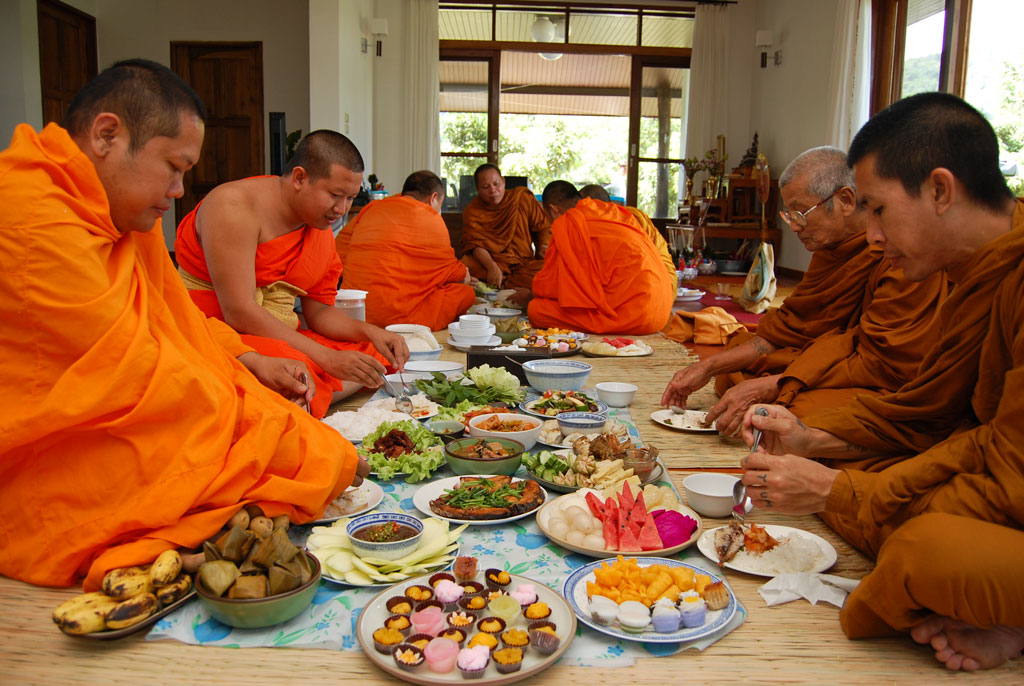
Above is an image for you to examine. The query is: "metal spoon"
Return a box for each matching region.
[379,371,414,416]
[732,407,769,521]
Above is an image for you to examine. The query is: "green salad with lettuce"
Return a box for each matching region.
[415,365,524,407]
[358,419,445,483]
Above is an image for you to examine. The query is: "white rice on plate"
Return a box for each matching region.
[730,534,828,575]
[322,407,411,442]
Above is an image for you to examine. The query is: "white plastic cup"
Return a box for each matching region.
[335,288,368,321]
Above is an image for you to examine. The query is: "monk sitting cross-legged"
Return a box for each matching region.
[336,170,475,330]
[737,93,1024,671]
[661,146,947,437]
[526,181,676,334]
[460,164,550,294]
[176,131,409,418]
[0,59,366,591]
[578,183,678,293]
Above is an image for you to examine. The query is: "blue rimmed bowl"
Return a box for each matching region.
[556,411,607,436]
[346,513,424,561]
[522,360,593,392]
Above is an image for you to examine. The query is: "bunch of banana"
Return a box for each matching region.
[52,549,193,636]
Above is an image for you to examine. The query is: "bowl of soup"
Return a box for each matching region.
[522,360,593,392]
[444,436,526,476]
[345,512,424,561]
[467,412,542,451]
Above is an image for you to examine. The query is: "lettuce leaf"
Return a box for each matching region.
[359,420,445,483]
[435,399,480,422]
[465,365,524,404]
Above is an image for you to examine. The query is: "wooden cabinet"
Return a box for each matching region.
[681,174,782,252]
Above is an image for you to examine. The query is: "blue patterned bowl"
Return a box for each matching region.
[346,513,424,561]
[522,360,592,392]
[556,412,607,436]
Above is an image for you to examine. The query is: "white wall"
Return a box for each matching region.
[309,0,377,176]
[0,0,47,140]
[370,0,411,192]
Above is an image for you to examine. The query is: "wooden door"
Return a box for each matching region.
[171,42,264,220]
[37,0,97,125]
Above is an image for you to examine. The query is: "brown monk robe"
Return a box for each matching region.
[460,166,550,290]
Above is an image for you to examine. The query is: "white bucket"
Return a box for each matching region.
[335,288,368,321]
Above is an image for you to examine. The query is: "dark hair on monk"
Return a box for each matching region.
[848,92,1013,212]
[284,130,364,181]
[473,163,502,186]
[542,180,580,209]
[62,58,206,154]
[579,184,611,202]
[779,146,854,214]
[402,170,444,199]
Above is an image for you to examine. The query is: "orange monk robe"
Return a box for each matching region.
[0,124,355,589]
[623,205,678,295]
[714,232,887,395]
[176,204,391,418]
[527,198,675,334]
[460,186,550,289]
[336,195,475,330]
[801,203,1024,638]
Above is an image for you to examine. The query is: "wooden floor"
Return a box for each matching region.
[1,332,1018,684]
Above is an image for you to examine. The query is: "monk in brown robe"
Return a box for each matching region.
[739,93,1024,671]
[578,183,677,293]
[661,147,947,435]
[460,164,550,291]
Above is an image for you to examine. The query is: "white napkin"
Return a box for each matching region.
[757,573,861,608]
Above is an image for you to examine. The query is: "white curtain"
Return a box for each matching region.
[826,0,872,150]
[402,0,441,172]
[684,4,730,162]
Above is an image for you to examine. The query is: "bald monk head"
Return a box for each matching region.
[473,163,505,206]
[579,184,611,203]
[282,130,365,229]
[63,58,206,234]
[541,180,581,220]
[848,91,1016,281]
[778,146,861,253]
[401,170,445,213]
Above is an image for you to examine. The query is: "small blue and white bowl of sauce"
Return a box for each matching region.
[522,360,592,392]
[556,411,607,436]
[346,513,424,561]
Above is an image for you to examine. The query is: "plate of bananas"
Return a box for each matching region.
[52,549,196,640]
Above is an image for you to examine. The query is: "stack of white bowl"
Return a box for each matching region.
[448,314,495,346]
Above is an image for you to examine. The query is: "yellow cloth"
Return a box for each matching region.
[663,307,748,345]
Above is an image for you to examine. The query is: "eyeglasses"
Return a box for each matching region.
[779,187,843,227]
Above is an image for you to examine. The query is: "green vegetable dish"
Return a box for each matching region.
[522,450,571,482]
[358,420,445,483]
[440,480,526,509]
[414,365,524,407]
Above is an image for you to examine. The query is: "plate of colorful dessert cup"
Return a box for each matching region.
[356,569,576,685]
[562,557,737,643]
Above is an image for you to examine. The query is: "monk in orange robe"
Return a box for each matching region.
[662,147,947,435]
[738,94,1024,671]
[176,130,409,418]
[0,59,364,590]
[460,164,550,292]
[526,181,675,334]
[579,183,677,292]
[336,170,475,330]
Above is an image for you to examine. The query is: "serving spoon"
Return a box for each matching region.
[732,407,769,521]
[379,371,414,415]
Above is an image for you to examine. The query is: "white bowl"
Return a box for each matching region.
[457,314,491,332]
[404,360,465,379]
[484,307,522,322]
[449,323,496,344]
[408,348,443,361]
[595,382,638,407]
[386,323,432,336]
[682,473,740,518]
[467,412,542,451]
[382,372,435,396]
[386,323,443,360]
[522,360,592,392]
[556,411,607,436]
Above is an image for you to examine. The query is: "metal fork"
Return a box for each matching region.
[732,407,769,521]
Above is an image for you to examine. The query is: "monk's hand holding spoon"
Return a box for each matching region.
[740,451,839,515]
[365,327,411,369]
[322,350,387,389]
[660,362,713,408]
[238,353,316,407]
[706,375,782,437]
[740,404,825,457]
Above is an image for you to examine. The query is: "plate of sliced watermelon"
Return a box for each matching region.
[580,337,654,357]
[535,483,702,559]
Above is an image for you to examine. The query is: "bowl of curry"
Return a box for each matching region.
[444,436,526,476]
[467,412,542,451]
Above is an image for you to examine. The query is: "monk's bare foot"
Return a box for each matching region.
[911,615,1024,671]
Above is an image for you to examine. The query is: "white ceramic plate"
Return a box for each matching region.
[413,475,547,525]
[356,571,576,685]
[579,341,654,358]
[696,524,838,577]
[518,395,608,419]
[563,557,737,643]
[536,489,702,558]
[676,288,704,301]
[311,480,385,525]
[650,408,717,433]
[447,335,501,351]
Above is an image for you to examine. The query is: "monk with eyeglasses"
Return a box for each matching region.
[661,146,947,439]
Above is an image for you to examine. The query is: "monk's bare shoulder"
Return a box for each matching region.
[198,177,278,240]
